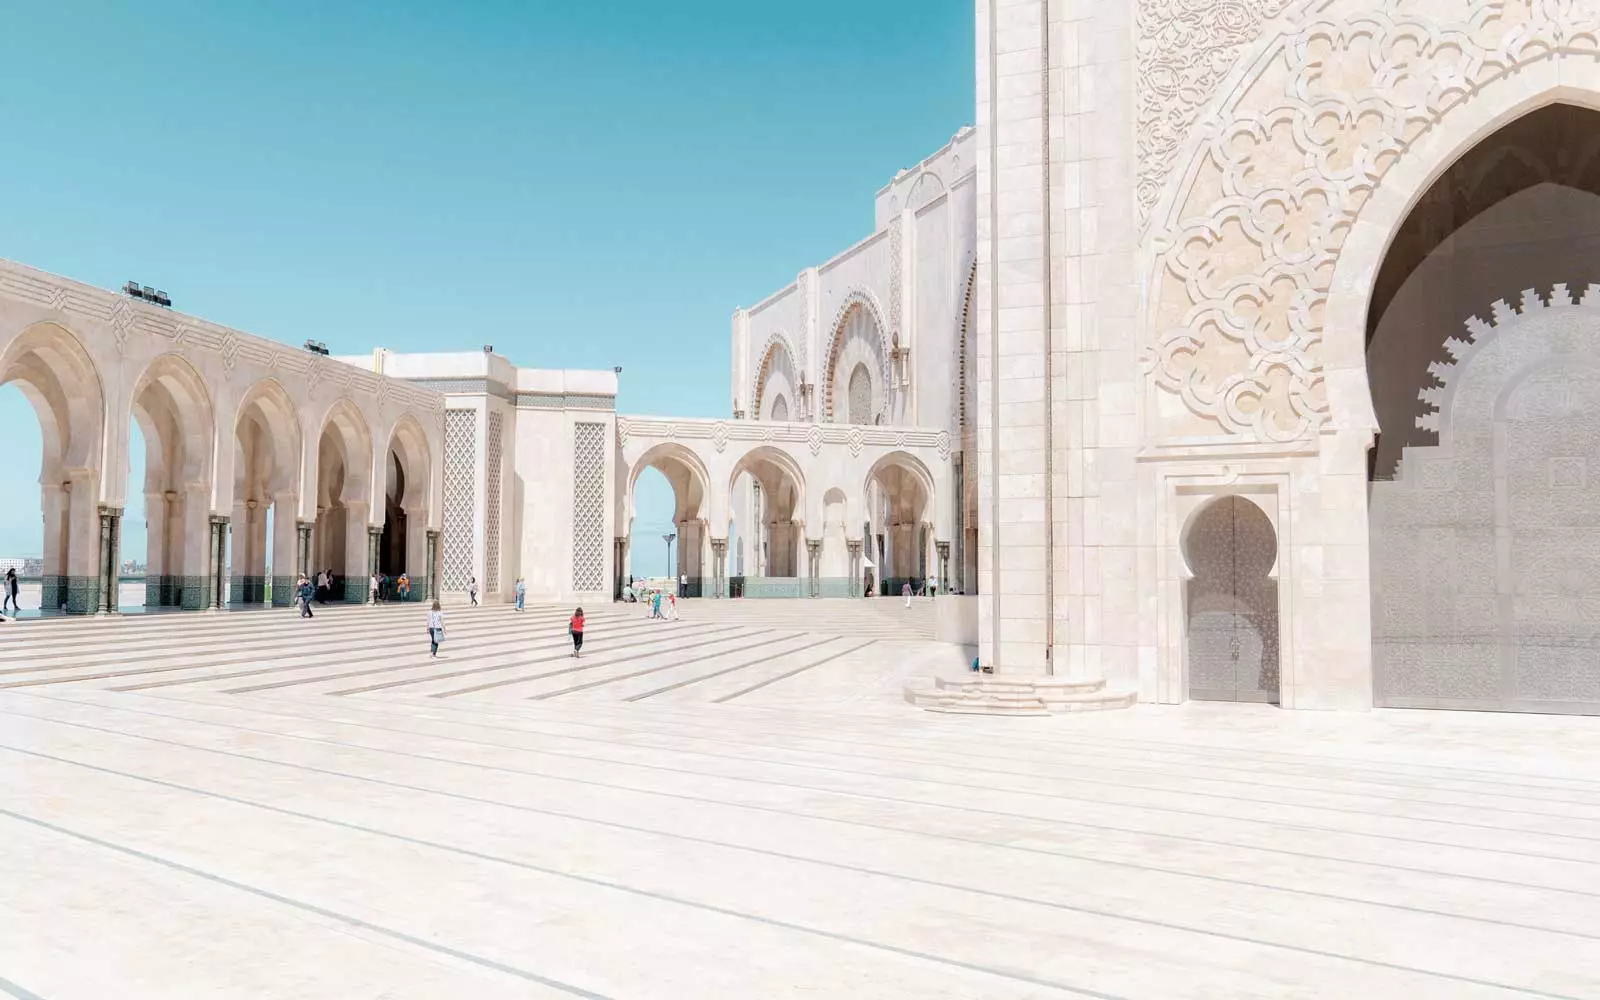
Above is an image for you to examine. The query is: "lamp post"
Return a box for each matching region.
[662,532,676,588]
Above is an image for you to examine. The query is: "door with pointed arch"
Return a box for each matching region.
[1183,495,1281,704]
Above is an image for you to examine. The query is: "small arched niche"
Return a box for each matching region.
[1182,495,1280,704]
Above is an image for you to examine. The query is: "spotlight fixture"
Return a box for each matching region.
[613,366,623,374]
[122,281,172,308]
[303,340,330,356]
[482,344,494,354]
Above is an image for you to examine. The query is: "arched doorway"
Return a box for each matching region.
[752,336,800,423]
[381,416,432,600]
[730,446,805,597]
[863,452,934,597]
[0,323,105,614]
[1183,495,1280,704]
[627,443,710,598]
[819,487,851,597]
[313,400,373,602]
[131,355,215,610]
[1367,104,1600,714]
[233,378,300,607]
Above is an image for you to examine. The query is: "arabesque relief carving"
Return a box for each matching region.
[1143,0,1600,442]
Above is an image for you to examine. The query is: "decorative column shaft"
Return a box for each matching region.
[97,505,122,615]
[366,525,383,602]
[847,539,864,599]
[936,541,950,595]
[710,538,728,599]
[209,515,230,610]
[806,539,821,598]
[426,529,441,599]
[296,520,314,579]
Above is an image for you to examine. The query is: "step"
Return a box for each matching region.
[903,675,1137,715]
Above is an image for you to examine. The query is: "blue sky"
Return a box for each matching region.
[0,0,973,576]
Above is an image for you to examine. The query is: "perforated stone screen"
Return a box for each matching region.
[484,410,504,594]
[572,422,606,592]
[442,409,477,591]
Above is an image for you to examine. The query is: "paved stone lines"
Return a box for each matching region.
[2,602,1599,998]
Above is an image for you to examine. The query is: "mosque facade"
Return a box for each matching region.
[10,0,1600,718]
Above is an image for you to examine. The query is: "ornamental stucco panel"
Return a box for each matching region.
[1141,0,1600,445]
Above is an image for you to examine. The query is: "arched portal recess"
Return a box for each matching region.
[234,379,301,607]
[314,400,373,603]
[863,451,934,597]
[628,443,710,598]
[132,355,215,611]
[823,301,890,425]
[0,323,105,614]
[381,416,432,600]
[730,446,805,596]
[1183,495,1280,704]
[1367,104,1600,714]
[752,337,800,423]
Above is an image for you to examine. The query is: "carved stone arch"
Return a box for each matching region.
[1143,3,1600,443]
[951,259,979,436]
[907,171,946,212]
[750,331,801,422]
[821,289,892,425]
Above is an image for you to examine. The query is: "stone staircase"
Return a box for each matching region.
[903,674,1137,715]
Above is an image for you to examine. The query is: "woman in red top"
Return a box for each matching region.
[569,607,585,658]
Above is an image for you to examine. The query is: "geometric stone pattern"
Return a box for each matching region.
[1372,287,1600,713]
[442,409,477,592]
[1145,0,1600,442]
[484,410,504,595]
[571,421,606,592]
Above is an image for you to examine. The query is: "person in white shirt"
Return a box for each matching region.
[427,601,445,658]
[369,573,379,605]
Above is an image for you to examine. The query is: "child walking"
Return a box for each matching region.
[569,606,585,658]
[427,600,445,658]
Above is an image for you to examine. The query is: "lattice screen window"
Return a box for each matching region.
[442,409,477,590]
[484,410,504,594]
[572,422,606,591]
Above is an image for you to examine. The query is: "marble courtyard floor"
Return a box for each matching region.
[2,601,1599,999]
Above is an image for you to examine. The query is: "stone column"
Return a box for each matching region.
[806,539,821,598]
[340,502,369,601]
[366,525,382,602]
[97,505,122,615]
[296,520,314,579]
[613,537,626,599]
[710,538,728,599]
[847,539,863,599]
[937,540,950,595]
[208,514,230,610]
[426,529,441,598]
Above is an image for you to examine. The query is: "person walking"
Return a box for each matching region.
[927,575,938,601]
[667,592,679,621]
[427,600,445,658]
[569,606,585,658]
[469,576,479,607]
[902,580,913,608]
[369,572,380,605]
[398,573,411,601]
[651,589,663,620]
[3,567,19,614]
[297,575,315,618]
[514,577,526,612]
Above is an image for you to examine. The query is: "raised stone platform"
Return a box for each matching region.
[904,674,1137,715]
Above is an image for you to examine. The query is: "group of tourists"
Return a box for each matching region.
[622,577,680,621]
[902,577,940,607]
[366,572,412,603]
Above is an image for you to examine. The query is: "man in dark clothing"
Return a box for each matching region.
[297,576,315,618]
[2,567,19,614]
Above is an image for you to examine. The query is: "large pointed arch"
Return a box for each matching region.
[821,290,892,425]
[749,332,801,423]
